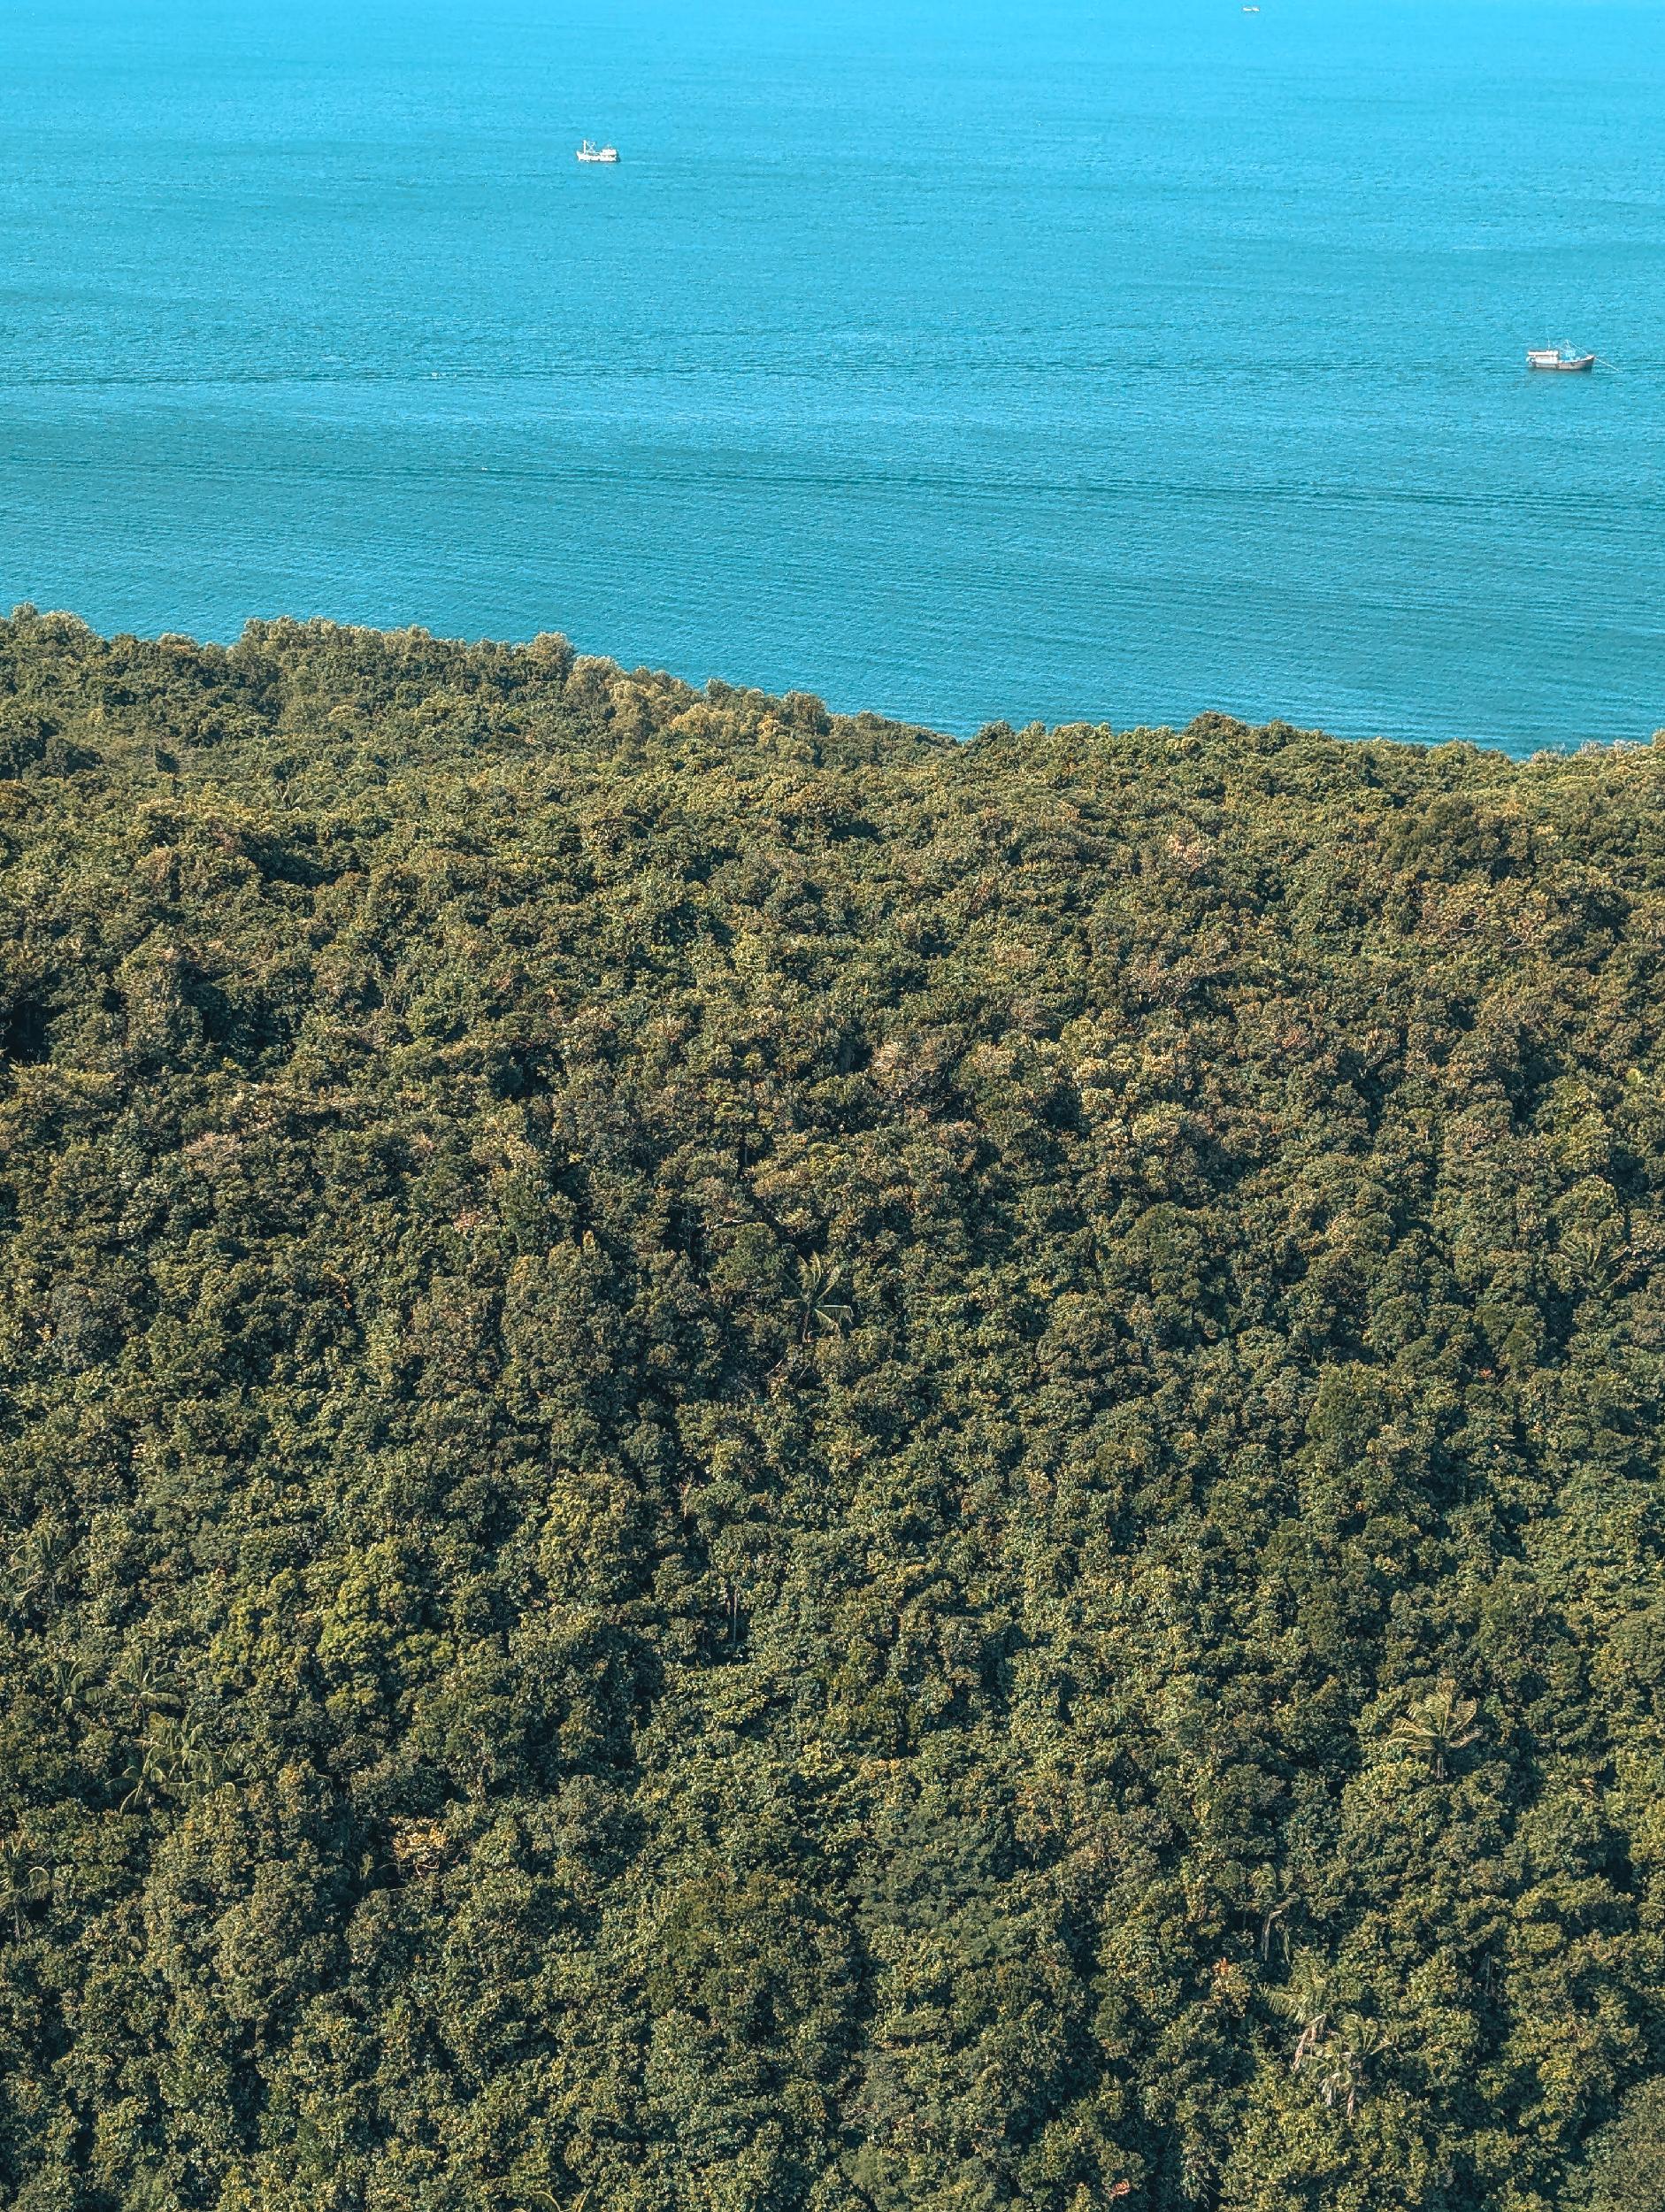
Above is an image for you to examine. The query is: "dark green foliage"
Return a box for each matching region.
[1,606,1664,2209]
[1566,2078,1665,2209]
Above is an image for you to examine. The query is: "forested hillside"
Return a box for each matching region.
[2,607,1664,2212]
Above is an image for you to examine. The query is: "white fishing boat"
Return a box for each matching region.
[576,141,619,164]
[1527,344,1595,373]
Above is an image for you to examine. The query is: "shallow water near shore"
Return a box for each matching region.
[3,0,1664,748]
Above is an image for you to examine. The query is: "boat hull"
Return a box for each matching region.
[1527,354,1595,372]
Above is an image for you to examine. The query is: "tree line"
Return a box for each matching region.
[0,606,1662,2209]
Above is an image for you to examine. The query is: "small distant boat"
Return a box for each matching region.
[576,141,619,164]
[1527,345,1595,372]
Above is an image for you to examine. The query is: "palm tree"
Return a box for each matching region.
[45,1654,96,1719]
[112,1651,181,1730]
[1253,1865,1302,1961]
[1270,1951,1349,2070]
[0,1832,48,1939]
[794,1253,853,1342]
[1316,2013,1391,2118]
[1389,1679,1482,1778]
[120,1713,223,1811]
[1273,1956,1390,2116]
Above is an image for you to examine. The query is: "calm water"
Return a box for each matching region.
[3,0,1664,747]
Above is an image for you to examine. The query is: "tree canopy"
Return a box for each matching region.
[1,607,1663,2211]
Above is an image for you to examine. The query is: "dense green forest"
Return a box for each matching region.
[1,607,1663,2212]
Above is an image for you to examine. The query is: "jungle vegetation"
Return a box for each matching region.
[0,606,1663,2212]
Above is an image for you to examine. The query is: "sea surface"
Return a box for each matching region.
[4,0,1664,749]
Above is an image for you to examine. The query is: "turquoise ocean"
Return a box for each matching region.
[4,0,1664,749]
